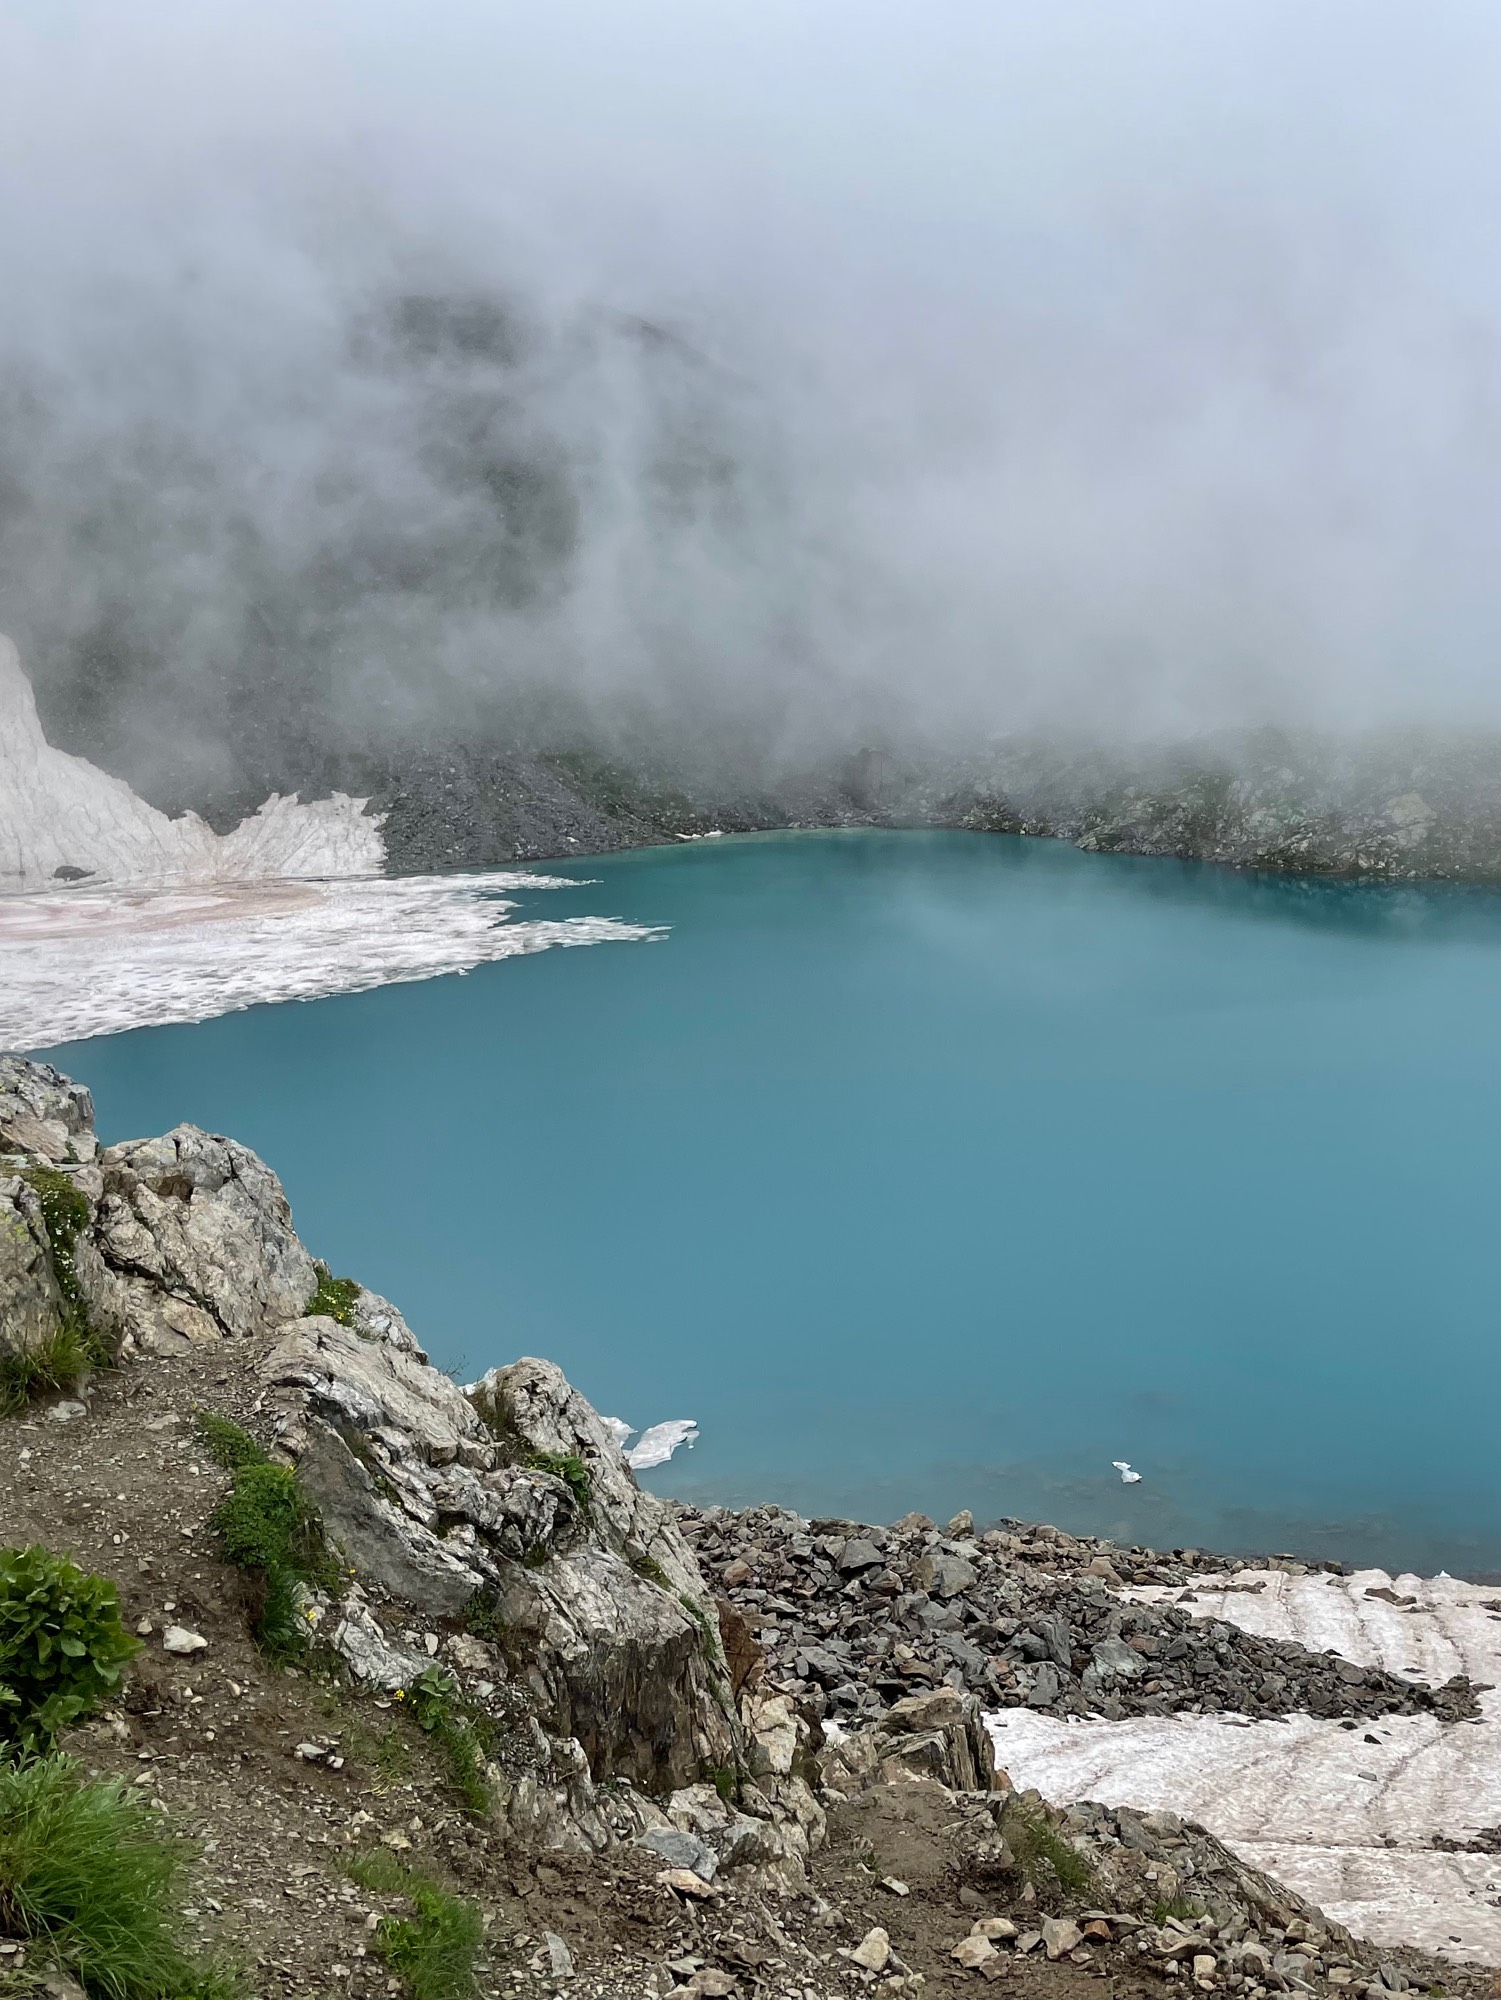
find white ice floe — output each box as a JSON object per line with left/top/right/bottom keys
{"left": 987, "top": 1568, "right": 1501, "bottom": 1962}
{"left": 1112, "top": 1461, "right": 1142, "bottom": 1484}
{"left": 603, "top": 1419, "right": 700, "bottom": 1470}
{"left": 0, "top": 634, "right": 383, "bottom": 889}
{"left": 0, "top": 873, "right": 663, "bottom": 1047}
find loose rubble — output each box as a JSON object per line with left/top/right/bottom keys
{"left": 681, "top": 1505, "right": 1482, "bottom": 1728}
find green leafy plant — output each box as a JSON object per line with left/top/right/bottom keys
{"left": 207, "top": 1460, "right": 332, "bottom": 1659}
{"left": 0, "top": 1546, "right": 139, "bottom": 1754}
{"left": 0, "top": 1753, "right": 241, "bottom": 1999}
{"left": 344, "top": 1848, "right": 482, "bottom": 2000}
{"left": 305, "top": 1265, "right": 361, "bottom": 1327}
{"left": 459, "top": 1591, "right": 507, "bottom": 1644}
{"left": 0, "top": 1168, "right": 111, "bottom": 1414}
{"left": 525, "top": 1451, "right": 591, "bottom": 1513}
{"left": 400, "top": 1669, "right": 494, "bottom": 1818}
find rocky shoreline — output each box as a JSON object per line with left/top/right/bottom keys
{"left": 363, "top": 736, "right": 1501, "bottom": 889}
{"left": 3, "top": 1051, "right": 1499, "bottom": 1998}
{"left": 679, "top": 1507, "right": 1482, "bottom": 1732}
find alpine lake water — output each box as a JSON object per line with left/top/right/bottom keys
{"left": 40, "top": 831, "right": 1501, "bottom": 1578}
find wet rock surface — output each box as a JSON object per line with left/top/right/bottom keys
{"left": 680, "top": 1507, "right": 1482, "bottom": 1729}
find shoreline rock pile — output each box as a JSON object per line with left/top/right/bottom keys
{"left": 680, "top": 1504, "right": 1481, "bottom": 1728}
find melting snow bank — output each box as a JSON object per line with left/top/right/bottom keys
{"left": 988, "top": 1569, "right": 1501, "bottom": 1963}
{"left": 0, "top": 872, "right": 663, "bottom": 1047}
{"left": 0, "top": 633, "right": 384, "bottom": 887}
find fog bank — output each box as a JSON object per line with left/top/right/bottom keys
{"left": 1, "top": 1, "right": 1498, "bottom": 807}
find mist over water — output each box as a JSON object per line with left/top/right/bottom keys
{"left": 2, "top": 1, "right": 1500, "bottom": 806}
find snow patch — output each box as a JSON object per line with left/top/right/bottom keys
{"left": 986, "top": 1569, "right": 1501, "bottom": 1963}
{"left": 0, "top": 631, "right": 383, "bottom": 888}
{"left": 0, "top": 872, "right": 663, "bottom": 1046}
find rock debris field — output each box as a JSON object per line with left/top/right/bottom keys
{"left": 681, "top": 1508, "right": 1483, "bottom": 1730}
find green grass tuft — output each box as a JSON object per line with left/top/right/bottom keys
{"left": 207, "top": 1458, "right": 333, "bottom": 1659}
{"left": 0, "top": 1168, "right": 111, "bottom": 1415}
{"left": 401, "top": 1671, "right": 494, "bottom": 1819}
{"left": 524, "top": 1451, "right": 590, "bottom": 1513}
{"left": 305, "top": 1266, "right": 361, "bottom": 1328}
{"left": 1153, "top": 1897, "right": 1207, "bottom": 1926}
{"left": 627, "top": 1552, "right": 671, "bottom": 1589}
{"left": 343, "top": 1849, "right": 483, "bottom": 2000}
{"left": 0, "top": 1753, "right": 241, "bottom": 1999}
{"left": 0, "top": 1320, "right": 102, "bottom": 1418}
{"left": 1005, "top": 1803, "right": 1096, "bottom": 1899}
{"left": 191, "top": 1413, "right": 269, "bottom": 1472}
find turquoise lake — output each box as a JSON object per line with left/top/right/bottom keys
{"left": 41, "top": 831, "right": 1501, "bottom": 1577}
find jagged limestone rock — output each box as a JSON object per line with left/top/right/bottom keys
{"left": 0, "top": 1054, "right": 97, "bottom": 1163}
{"left": 470, "top": 1356, "right": 737, "bottom": 1789}
{"left": 820, "top": 1687, "right": 1003, "bottom": 1796}
{"left": 263, "top": 1313, "right": 495, "bottom": 1467}
{"left": 260, "top": 1328, "right": 738, "bottom": 1794}
{"left": 94, "top": 1125, "right": 316, "bottom": 1348}
{"left": 294, "top": 1414, "right": 488, "bottom": 1615}
{"left": 472, "top": 1356, "right": 708, "bottom": 1601}
{"left": 0, "top": 1171, "right": 70, "bottom": 1368}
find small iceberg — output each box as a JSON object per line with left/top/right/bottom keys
{"left": 1112, "top": 1460, "right": 1143, "bottom": 1484}
{"left": 604, "top": 1417, "right": 700, "bottom": 1469}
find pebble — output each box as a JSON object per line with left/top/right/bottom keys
{"left": 656, "top": 1869, "right": 719, "bottom": 1901}
{"left": 847, "top": 1927, "right": 891, "bottom": 1972}
{"left": 161, "top": 1625, "right": 208, "bottom": 1655}
{"left": 951, "top": 1936, "right": 997, "bottom": 1969}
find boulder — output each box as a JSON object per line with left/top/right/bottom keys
{"left": 914, "top": 1551, "right": 977, "bottom": 1599}
{"left": 820, "top": 1687, "right": 1003, "bottom": 1796}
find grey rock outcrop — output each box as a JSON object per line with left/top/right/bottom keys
{"left": 0, "top": 1169, "right": 71, "bottom": 1370}
{"left": 0, "top": 1055, "right": 742, "bottom": 1830}
{"left": 0, "top": 1054, "right": 97, "bottom": 1163}
{"left": 93, "top": 1126, "right": 316, "bottom": 1351}
{"left": 259, "top": 1323, "right": 737, "bottom": 1793}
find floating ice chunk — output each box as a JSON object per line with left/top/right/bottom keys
{"left": 600, "top": 1416, "right": 634, "bottom": 1448}
{"left": 1112, "top": 1460, "right": 1142, "bottom": 1484}
{"left": 626, "top": 1420, "right": 699, "bottom": 1470}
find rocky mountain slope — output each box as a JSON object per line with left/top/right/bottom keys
{"left": 10, "top": 613, "right": 1501, "bottom": 893}
{"left": 2, "top": 1052, "right": 1496, "bottom": 2000}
